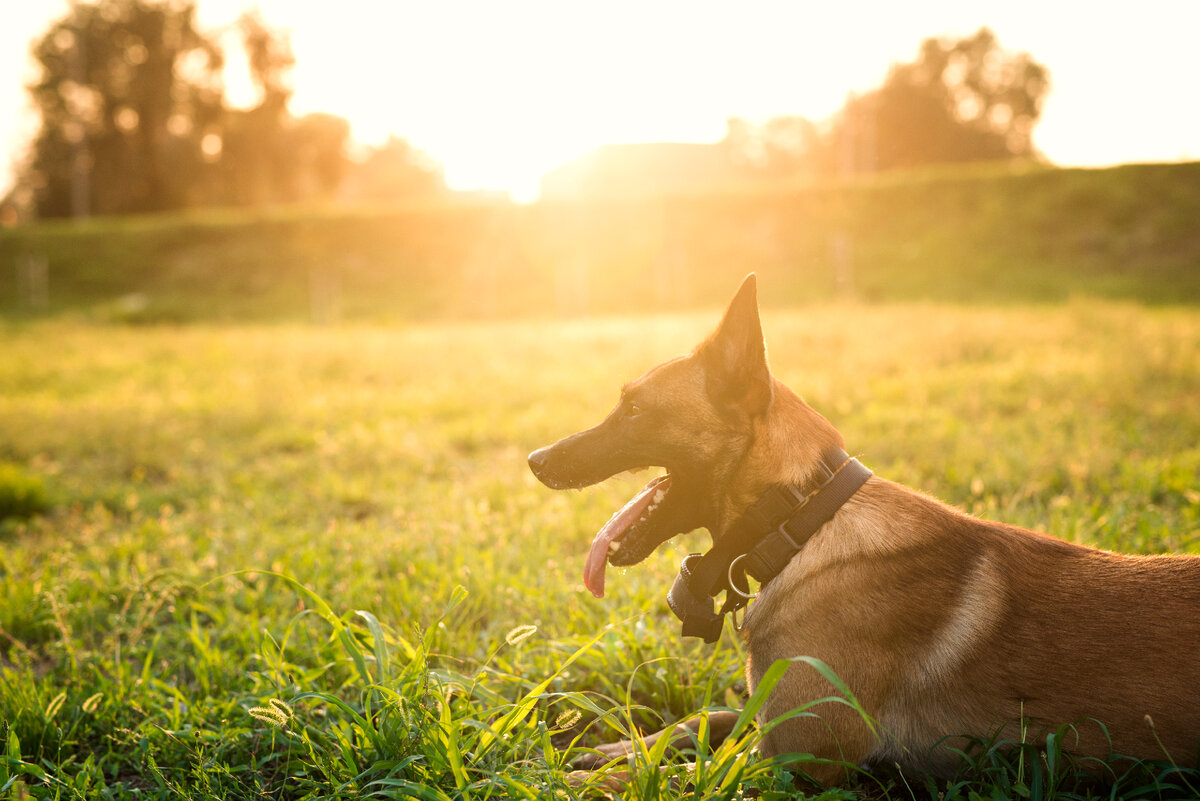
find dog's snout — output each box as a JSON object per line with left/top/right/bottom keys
{"left": 528, "top": 427, "right": 621, "bottom": 490}
{"left": 528, "top": 443, "right": 578, "bottom": 489}
{"left": 527, "top": 446, "right": 552, "bottom": 477}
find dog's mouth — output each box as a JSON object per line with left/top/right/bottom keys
{"left": 583, "top": 471, "right": 680, "bottom": 598}
{"left": 528, "top": 441, "right": 706, "bottom": 598}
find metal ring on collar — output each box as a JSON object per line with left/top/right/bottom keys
{"left": 727, "top": 554, "right": 759, "bottom": 600}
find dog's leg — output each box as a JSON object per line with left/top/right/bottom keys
{"left": 751, "top": 660, "right": 882, "bottom": 787}
{"left": 572, "top": 709, "right": 741, "bottom": 770}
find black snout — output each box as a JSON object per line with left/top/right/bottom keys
{"left": 528, "top": 418, "right": 637, "bottom": 490}
{"left": 527, "top": 441, "right": 588, "bottom": 490}
{"left": 527, "top": 446, "right": 554, "bottom": 481}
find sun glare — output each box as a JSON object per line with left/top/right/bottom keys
{"left": 273, "top": 2, "right": 848, "bottom": 202}
{"left": 196, "top": 0, "right": 1200, "bottom": 202}
{"left": 217, "top": 2, "right": 996, "bottom": 200}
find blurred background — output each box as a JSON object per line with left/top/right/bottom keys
{"left": 2, "top": 0, "right": 1198, "bottom": 321}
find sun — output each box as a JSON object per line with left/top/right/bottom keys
{"left": 224, "top": 1, "right": 925, "bottom": 202}
{"left": 273, "top": 3, "right": 745, "bottom": 202}
{"left": 292, "top": 70, "right": 587, "bottom": 202}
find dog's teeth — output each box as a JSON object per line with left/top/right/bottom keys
{"left": 641, "top": 489, "right": 667, "bottom": 518}
{"left": 608, "top": 540, "right": 621, "bottom": 554}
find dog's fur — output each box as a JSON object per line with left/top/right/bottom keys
{"left": 528, "top": 275, "right": 1200, "bottom": 784}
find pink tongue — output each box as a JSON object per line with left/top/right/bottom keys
{"left": 584, "top": 475, "right": 670, "bottom": 598}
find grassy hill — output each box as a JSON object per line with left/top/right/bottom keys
{"left": 2, "top": 161, "right": 1199, "bottom": 322}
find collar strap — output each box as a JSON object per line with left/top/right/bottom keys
{"left": 667, "top": 448, "right": 872, "bottom": 643}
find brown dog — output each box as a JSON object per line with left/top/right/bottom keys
{"left": 528, "top": 274, "right": 1200, "bottom": 785}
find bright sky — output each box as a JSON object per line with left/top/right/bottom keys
{"left": 2, "top": 1, "right": 1199, "bottom": 202}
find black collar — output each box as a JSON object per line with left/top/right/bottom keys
{"left": 667, "top": 448, "right": 872, "bottom": 643}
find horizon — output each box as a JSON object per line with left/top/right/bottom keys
{"left": 3, "top": 1, "right": 1199, "bottom": 204}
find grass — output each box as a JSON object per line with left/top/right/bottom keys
{"left": 0, "top": 301, "right": 1197, "bottom": 798}
{"left": 3, "top": 162, "right": 1200, "bottom": 323}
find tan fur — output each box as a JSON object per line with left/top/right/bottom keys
{"left": 742, "top": 387, "right": 1200, "bottom": 782}
{"left": 530, "top": 275, "right": 1200, "bottom": 787}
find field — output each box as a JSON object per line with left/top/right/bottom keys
{"left": 4, "top": 162, "right": 1200, "bottom": 323}
{"left": 1, "top": 300, "right": 1198, "bottom": 799}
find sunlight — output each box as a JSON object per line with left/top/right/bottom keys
{"left": 270, "top": 1, "right": 864, "bottom": 201}
{"left": 268, "top": 0, "right": 1200, "bottom": 200}
{"left": 10, "top": 0, "right": 1199, "bottom": 206}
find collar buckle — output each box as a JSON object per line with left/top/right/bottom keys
{"left": 741, "top": 519, "right": 803, "bottom": 584}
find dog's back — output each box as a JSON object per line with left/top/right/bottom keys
{"left": 746, "top": 475, "right": 1200, "bottom": 776}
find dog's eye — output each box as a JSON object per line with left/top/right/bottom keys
{"left": 626, "top": 401, "right": 643, "bottom": 418}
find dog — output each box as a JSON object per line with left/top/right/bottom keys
{"left": 528, "top": 274, "right": 1200, "bottom": 785}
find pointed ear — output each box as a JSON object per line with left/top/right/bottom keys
{"left": 698, "top": 274, "right": 773, "bottom": 418}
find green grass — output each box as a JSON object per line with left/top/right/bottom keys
{"left": 3, "top": 162, "right": 1200, "bottom": 323}
{"left": 0, "top": 302, "right": 1198, "bottom": 799}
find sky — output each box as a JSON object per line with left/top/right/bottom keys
{"left": 2, "top": 1, "right": 1199, "bottom": 202}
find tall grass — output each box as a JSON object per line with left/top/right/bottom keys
{"left": 0, "top": 302, "right": 1197, "bottom": 798}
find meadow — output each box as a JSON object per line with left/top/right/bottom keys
{"left": 1, "top": 300, "right": 1198, "bottom": 799}
{"left": 4, "top": 161, "right": 1200, "bottom": 323}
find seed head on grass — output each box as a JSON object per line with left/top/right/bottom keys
{"left": 554, "top": 709, "right": 582, "bottom": 731}
{"left": 505, "top": 624, "right": 537, "bottom": 647}
{"left": 44, "top": 691, "right": 67, "bottom": 722}
{"left": 249, "top": 698, "right": 294, "bottom": 731}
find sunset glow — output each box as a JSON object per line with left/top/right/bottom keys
{"left": 234, "top": 1, "right": 1200, "bottom": 200}
{"left": 3, "top": 0, "right": 1200, "bottom": 201}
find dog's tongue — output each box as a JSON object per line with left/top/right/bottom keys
{"left": 584, "top": 475, "right": 670, "bottom": 598}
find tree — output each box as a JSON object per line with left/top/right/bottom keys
{"left": 25, "top": 0, "right": 222, "bottom": 217}
{"left": 723, "top": 115, "right": 822, "bottom": 177}
{"left": 724, "top": 28, "right": 1050, "bottom": 178}
{"left": 16, "top": 1, "right": 447, "bottom": 219}
{"left": 343, "top": 136, "right": 445, "bottom": 203}
{"left": 18, "top": 1, "right": 356, "bottom": 218}
{"left": 843, "top": 27, "right": 1050, "bottom": 172}
{"left": 212, "top": 10, "right": 303, "bottom": 205}
{"left": 291, "top": 113, "right": 353, "bottom": 200}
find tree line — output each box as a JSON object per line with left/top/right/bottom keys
{"left": 724, "top": 28, "right": 1050, "bottom": 179}
{"left": 5, "top": 0, "right": 445, "bottom": 220}
{"left": 3, "top": 3, "right": 1051, "bottom": 221}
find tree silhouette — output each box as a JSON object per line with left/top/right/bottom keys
{"left": 724, "top": 115, "right": 822, "bottom": 176}
{"left": 214, "top": 10, "right": 303, "bottom": 205}
{"left": 16, "top": 1, "right": 366, "bottom": 218}
{"left": 25, "top": 0, "right": 222, "bottom": 216}
{"left": 291, "top": 113, "right": 354, "bottom": 200}
{"left": 725, "top": 28, "right": 1050, "bottom": 178}
{"left": 842, "top": 27, "right": 1050, "bottom": 172}
{"left": 343, "top": 136, "right": 447, "bottom": 202}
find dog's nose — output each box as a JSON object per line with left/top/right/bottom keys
{"left": 527, "top": 446, "right": 550, "bottom": 477}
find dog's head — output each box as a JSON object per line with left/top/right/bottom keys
{"left": 528, "top": 274, "right": 841, "bottom": 597}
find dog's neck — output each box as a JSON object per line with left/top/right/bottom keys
{"left": 669, "top": 433, "right": 872, "bottom": 643}
{"left": 720, "top": 384, "right": 845, "bottom": 534}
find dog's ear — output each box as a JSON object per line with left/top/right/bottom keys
{"left": 699, "top": 273, "right": 773, "bottom": 418}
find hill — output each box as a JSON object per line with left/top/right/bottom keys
{"left": 2, "top": 161, "right": 1199, "bottom": 322}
